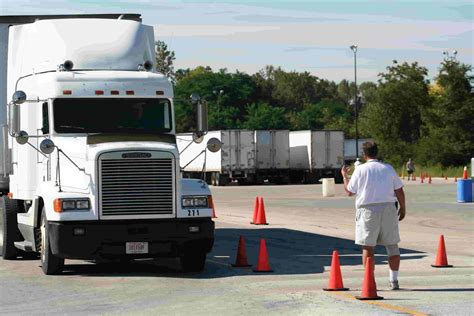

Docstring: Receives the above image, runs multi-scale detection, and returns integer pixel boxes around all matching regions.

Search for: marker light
[95,90,104,95]
[111,90,120,95]
[63,90,72,95]
[126,90,135,95]
[156,91,164,95]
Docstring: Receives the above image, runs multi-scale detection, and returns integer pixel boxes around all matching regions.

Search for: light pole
[350,44,359,159]
[442,50,458,61]
[213,89,224,129]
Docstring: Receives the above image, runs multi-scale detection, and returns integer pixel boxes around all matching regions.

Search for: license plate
[126,242,148,254]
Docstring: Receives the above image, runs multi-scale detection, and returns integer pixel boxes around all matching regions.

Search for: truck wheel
[1,197,24,259]
[40,211,64,275]
[180,251,206,272]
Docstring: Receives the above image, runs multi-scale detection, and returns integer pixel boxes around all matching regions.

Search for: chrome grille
[99,154,174,217]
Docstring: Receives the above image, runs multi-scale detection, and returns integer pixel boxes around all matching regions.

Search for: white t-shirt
[347,159,403,208]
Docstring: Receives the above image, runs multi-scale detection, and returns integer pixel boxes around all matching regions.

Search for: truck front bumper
[47,218,214,260]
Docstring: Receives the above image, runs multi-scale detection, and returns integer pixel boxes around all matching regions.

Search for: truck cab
[1,14,215,274]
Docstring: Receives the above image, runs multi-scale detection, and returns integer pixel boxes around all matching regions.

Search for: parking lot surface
[1,179,473,315]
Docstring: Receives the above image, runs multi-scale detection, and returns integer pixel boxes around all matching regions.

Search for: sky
[1,0,473,82]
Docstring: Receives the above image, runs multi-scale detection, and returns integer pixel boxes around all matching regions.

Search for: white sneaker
[389,280,400,290]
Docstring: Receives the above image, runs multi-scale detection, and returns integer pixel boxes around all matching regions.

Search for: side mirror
[8,104,20,136]
[15,130,29,145]
[12,90,27,105]
[206,137,222,153]
[192,132,204,144]
[190,93,208,137]
[8,90,26,136]
[40,139,56,154]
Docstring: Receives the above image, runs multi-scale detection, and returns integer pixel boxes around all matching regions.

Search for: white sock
[389,270,398,282]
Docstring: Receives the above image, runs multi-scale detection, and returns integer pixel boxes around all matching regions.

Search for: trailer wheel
[40,210,64,275]
[1,196,24,259]
[180,251,206,272]
[215,173,229,186]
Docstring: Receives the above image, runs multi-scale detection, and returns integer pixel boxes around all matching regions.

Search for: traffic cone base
[431,264,453,268]
[323,288,349,291]
[356,295,384,300]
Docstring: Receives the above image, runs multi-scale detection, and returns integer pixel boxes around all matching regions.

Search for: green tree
[174,67,256,132]
[360,62,431,165]
[155,41,176,81]
[243,102,288,130]
[417,60,474,166]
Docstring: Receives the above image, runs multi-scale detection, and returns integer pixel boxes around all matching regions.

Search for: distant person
[354,158,362,169]
[406,158,415,180]
[341,142,406,290]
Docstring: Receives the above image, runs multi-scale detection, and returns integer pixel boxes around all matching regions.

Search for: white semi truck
[0,14,216,275]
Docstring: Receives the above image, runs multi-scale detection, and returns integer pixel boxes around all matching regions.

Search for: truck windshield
[53,98,172,134]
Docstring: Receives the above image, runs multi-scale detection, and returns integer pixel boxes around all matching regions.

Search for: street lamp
[350,44,359,159]
[213,89,224,129]
[442,50,458,61]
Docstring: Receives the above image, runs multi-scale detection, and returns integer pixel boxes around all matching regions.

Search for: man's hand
[398,207,406,221]
[341,165,351,178]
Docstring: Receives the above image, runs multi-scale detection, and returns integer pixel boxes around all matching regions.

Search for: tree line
[155,41,474,167]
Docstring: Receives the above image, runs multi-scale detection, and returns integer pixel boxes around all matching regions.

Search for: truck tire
[180,251,206,272]
[40,211,64,275]
[1,197,24,259]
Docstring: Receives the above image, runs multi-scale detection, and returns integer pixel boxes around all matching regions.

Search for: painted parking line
[328,291,428,316]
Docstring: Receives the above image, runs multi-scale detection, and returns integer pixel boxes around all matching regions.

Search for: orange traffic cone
[431,235,453,268]
[445,175,448,180]
[413,175,416,181]
[462,166,468,180]
[429,176,432,184]
[323,250,349,291]
[250,196,259,224]
[356,257,383,300]
[254,197,269,225]
[253,239,273,272]
[421,177,424,183]
[232,236,252,268]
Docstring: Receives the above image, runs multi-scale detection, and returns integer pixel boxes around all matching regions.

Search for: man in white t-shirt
[341,142,406,290]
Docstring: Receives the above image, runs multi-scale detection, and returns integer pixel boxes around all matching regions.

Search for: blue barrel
[457,179,473,203]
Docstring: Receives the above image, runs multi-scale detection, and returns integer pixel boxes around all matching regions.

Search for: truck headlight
[54,198,91,213]
[182,196,208,208]
[76,200,90,210]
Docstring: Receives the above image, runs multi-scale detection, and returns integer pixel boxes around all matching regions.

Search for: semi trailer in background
[177,130,290,185]
[289,130,344,183]
[344,138,374,162]
[1,14,215,275]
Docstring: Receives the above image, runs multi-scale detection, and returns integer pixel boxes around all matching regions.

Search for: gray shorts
[355,203,400,247]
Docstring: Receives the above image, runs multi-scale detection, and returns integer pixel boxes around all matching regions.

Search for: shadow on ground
[1,227,426,278]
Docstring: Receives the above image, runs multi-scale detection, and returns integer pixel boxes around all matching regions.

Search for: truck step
[14,241,34,252]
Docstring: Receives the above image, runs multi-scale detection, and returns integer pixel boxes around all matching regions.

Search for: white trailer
[254,130,290,184]
[289,130,344,183]
[177,130,290,185]
[177,130,256,185]
[1,14,215,275]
